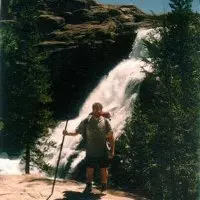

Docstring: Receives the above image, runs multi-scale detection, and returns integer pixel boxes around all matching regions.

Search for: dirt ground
[0,174,147,200]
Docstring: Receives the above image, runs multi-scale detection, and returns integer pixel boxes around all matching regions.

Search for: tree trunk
[1,0,11,19]
[25,143,30,174]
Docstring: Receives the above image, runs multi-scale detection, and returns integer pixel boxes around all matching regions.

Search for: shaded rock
[35,2,150,118]
[65,9,95,23]
[37,14,65,33]
[37,41,69,49]
[2,0,151,119]
[66,0,98,12]
[43,0,98,13]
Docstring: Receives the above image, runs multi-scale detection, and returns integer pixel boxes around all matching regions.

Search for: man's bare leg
[100,168,108,183]
[86,167,94,183]
[100,168,108,192]
[83,167,94,193]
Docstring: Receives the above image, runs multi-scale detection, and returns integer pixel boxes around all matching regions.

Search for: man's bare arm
[107,132,115,158]
[63,130,79,136]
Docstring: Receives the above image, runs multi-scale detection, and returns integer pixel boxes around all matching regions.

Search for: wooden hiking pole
[46,120,68,200]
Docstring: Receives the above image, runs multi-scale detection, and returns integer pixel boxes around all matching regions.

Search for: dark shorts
[86,156,110,168]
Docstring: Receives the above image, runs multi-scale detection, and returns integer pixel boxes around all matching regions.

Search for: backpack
[78,113,111,150]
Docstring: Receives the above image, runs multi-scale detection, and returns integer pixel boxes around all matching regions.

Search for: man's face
[93,106,102,117]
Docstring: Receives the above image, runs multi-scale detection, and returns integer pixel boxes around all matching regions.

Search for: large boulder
[37,13,65,33]
[42,0,98,13]
[35,2,149,119]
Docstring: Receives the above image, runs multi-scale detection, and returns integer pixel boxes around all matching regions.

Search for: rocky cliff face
[2,0,149,119]
[36,0,149,119]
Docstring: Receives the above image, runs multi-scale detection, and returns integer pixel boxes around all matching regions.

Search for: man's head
[92,102,103,117]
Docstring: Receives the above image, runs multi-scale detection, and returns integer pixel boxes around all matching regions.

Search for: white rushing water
[0,28,152,175]
[47,28,152,173]
[0,157,22,175]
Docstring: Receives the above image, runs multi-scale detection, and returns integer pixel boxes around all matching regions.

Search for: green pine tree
[1,0,56,173]
[114,1,200,199]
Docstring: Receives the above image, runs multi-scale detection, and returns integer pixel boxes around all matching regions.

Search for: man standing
[63,102,115,193]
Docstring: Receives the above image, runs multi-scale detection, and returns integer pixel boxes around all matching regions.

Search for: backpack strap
[82,115,92,142]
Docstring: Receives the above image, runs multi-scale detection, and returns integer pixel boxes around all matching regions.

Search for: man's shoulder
[104,117,111,123]
[83,114,93,123]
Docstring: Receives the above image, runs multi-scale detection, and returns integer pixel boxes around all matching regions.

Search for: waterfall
[0,28,152,175]
[47,28,152,174]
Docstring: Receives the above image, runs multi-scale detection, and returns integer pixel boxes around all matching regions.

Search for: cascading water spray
[47,28,153,175]
[0,28,153,175]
